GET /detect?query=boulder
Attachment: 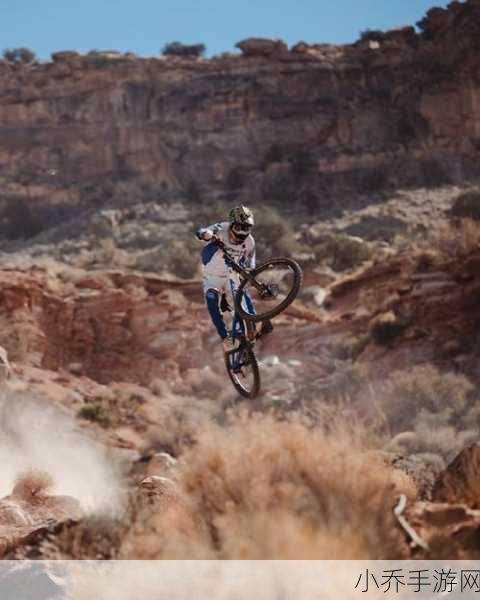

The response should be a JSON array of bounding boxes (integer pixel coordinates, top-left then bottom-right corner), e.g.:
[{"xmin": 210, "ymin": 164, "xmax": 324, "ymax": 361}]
[
  {"xmin": 235, "ymin": 38, "xmax": 288, "ymax": 57},
  {"xmin": 432, "ymin": 445, "xmax": 480, "ymax": 507},
  {"xmin": 51, "ymin": 51, "xmax": 81, "ymax": 62}
]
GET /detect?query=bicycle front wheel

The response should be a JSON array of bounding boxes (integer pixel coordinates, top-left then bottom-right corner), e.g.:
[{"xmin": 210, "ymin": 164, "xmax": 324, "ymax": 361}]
[
  {"xmin": 235, "ymin": 258, "xmax": 302, "ymax": 322},
  {"xmin": 225, "ymin": 342, "xmax": 260, "ymax": 398}
]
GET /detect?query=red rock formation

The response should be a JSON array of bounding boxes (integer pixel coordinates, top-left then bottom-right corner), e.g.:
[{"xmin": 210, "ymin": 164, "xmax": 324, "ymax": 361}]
[
  {"xmin": 1, "ymin": 1, "xmax": 480, "ymax": 214},
  {"xmin": 0, "ymin": 266, "xmax": 209, "ymax": 384}
]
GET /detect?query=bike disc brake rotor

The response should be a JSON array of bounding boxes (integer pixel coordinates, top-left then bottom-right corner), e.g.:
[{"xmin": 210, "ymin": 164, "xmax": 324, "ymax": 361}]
[{"xmin": 246, "ymin": 263, "xmax": 297, "ymax": 315}]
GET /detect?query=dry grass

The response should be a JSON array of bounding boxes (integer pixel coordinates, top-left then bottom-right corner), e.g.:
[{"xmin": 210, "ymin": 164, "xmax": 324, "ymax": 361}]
[
  {"xmin": 380, "ymin": 365, "xmax": 473, "ymax": 434},
  {"xmin": 119, "ymin": 416, "xmax": 406, "ymax": 559},
  {"xmin": 434, "ymin": 218, "xmax": 480, "ymax": 257},
  {"xmin": 42, "ymin": 415, "xmax": 410, "ymax": 560},
  {"xmin": 11, "ymin": 469, "xmax": 53, "ymax": 501}
]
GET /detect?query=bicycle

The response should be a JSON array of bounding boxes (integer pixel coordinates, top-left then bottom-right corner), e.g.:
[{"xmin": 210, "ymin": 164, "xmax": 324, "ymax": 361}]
[{"xmin": 212, "ymin": 237, "xmax": 303, "ymax": 398}]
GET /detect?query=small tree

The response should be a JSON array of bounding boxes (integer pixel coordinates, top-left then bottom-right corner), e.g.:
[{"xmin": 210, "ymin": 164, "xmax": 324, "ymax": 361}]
[
  {"xmin": 359, "ymin": 29, "xmax": 385, "ymax": 43},
  {"xmin": 162, "ymin": 42, "xmax": 206, "ymax": 58},
  {"xmin": 2, "ymin": 47, "xmax": 36, "ymax": 64}
]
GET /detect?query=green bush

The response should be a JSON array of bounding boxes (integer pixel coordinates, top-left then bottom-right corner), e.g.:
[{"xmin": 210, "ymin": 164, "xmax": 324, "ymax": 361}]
[
  {"xmin": 226, "ymin": 166, "xmax": 245, "ymax": 191},
  {"xmin": 449, "ymin": 189, "xmax": 480, "ymax": 220},
  {"xmin": 78, "ymin": 403, "xmax": 112, "ymax": 428},
  {"xmin": 314, "ymin": 233, "xmax": 372, "ymax": 271},
  {"xmin": 254, "ymin": 205, "xmax": 303, "ymax": 257},
  {"xmin": 264, "ymin": 143, "xmax": 285, "ymax": 164},
  {"xmin": 369, "ymin": 311, "xmax": 408, "ymax": 346},
  {"xmin": 0, "ymin": 197, "xmax": 82, "ymax": 240},
  {"xmin": 185, "ymin": 180, "xmax": 203, "ymax": 204},
  {"xmin": 167, "ymin": 240, "xmax": 199, "ymax": 279},
  {"xmin": 162, "ymin": 42, "xmax": 206, "ymax": 58},
  {"xmin": 359, "ymin": 29, "xmax": 386, "ymax": 43},
  {"xmin": 421, "ymin": 158, "xmax": 451, "ymax": 187},
  {"xmin": 382, "ymin": 365, "xmax": 473, "ymax": 433},
  {"xmin": 290, "ymin": 150, "xmax": 316, "ymax": 178},
  {"xmin": 2, "ymin": 47, "xmax": 36, "ymax": 64}
]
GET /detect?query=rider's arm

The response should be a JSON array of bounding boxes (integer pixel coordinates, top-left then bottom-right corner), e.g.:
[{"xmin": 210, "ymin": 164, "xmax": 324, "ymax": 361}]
[{"xmin": 195, "ymin": 223, "xmax": 221, "ymax": 242}]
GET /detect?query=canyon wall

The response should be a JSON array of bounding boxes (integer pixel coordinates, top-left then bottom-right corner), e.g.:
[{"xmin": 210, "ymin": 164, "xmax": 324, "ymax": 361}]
[{"xmin": 0, "ymin": 0, "xmax": 480, "ymax": 216}]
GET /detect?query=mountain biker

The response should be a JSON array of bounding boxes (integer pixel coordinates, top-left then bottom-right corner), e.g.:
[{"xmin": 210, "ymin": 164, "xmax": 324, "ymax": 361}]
[{"xmin": 195, "ymin": 205, "xmax": 258, "ymax": 353}]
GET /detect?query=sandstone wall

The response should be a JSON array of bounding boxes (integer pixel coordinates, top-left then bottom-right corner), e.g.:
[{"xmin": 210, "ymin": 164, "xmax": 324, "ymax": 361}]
[{"xmin": 0, "ymin": 0, "xmax": 480, "ymax": 213}]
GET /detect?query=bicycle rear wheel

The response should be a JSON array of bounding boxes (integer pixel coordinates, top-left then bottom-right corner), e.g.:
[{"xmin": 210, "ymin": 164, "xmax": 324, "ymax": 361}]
[
  {"xmin": 225, "ymin": 341, "xmax": 260, "ymax": 398},
  {"xmin": 235, "ymin": 257, "xmax": 302, "ymax": 322}
]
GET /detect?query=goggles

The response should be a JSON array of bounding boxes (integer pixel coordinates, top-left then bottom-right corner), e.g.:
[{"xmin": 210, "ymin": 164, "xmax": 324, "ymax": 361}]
[{"xmin": 232, "ymin": 222, "xmax": 252, "ymax": 233}]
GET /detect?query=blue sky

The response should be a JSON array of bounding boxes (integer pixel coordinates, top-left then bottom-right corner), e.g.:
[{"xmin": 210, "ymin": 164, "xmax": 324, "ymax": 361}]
[{"xmin": 0, "ymin": 0, "xmax": 450, "ymax": 60}]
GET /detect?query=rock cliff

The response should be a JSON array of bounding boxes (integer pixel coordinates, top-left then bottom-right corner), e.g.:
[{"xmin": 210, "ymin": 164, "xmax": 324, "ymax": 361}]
[{"xmin": 1, "ymin": 0, "xmax": 480, "ymax": 220}]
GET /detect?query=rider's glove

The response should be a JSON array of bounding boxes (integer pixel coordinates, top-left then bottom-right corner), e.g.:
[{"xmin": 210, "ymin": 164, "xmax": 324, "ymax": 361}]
[{"xmin": 201, "ymin": 229, "xmax": 214, "ymax": 241}]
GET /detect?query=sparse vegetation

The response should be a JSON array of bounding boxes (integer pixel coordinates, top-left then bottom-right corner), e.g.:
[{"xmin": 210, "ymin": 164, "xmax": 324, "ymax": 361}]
[
  {"xmin": 77, "ymin": 403, "xmax": 112, "ymax": 428},
  {"xmin": 359, "ymin": 29, "xmax": 386, "ymax": 43},
  {"xmin": 421, "ymin": 158, "xmax": 451, "ymax": 187},
  {"xmin": 253, "ymin": 205, "xmax": 304, "ymax": 257},
  {"xmin": 2, "ymin": 47, "xmax": 36, "ymax": 64},
  {"xmin": 225, "ymin": 166, "xmax": 246, "ymax": 191},
  {"xmin": 434, "ymin": 218, "xmax": 480, "ymax": 257},
  {"xmin": 264, "ymin": 143, "xmax": 285, "ymax": 165},
  {"xmin": 314, "ymin": 233, "xmax": 372, "ymax": 271},
  {"xmin": 166, "ymin": 239, "xmax": 200, "ymax": 279},
  {"xmin": 78, "ymin": 418, "xmax": 403, "ymax": 559},
  {"xmin": 357, "ymin": 169, "xmax": 388, "ymax": 194},
  {"xmin": 449, "ymin": 189, "xmax": 480, "ymax": 221},
  {"xmin": 369, "ymin": 311, "xmax": 408, "ymax": 346},
  {"xmin": 162, "ymin": 42, "xmax": 206, "ymax": 58},
  {"xmin": 290, "ymin": 150, "xmax": 316, "ymax": 178},
  {"xmin": 380, "ymin": 365, "xmax": 474, "ymax": 435},
  {"xmin": 0, "ymin": 198, "xmax": 83, "ymax": 241}
]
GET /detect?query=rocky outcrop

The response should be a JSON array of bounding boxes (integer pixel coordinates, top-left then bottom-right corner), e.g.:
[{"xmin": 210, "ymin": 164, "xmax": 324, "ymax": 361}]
[
  {"xmin": 0, "ymin": 471, "xmax": 82, "ymax": 557},
  {"xmin": 0, "ymin": 265, "xmax": 210, "ymax": 384},
  {"xmin": 235, "ymin": 38, "xmax": 288, "ymax": 57},
  {"xmin": 1, "ymin": 0, "xmax": 480, "ymax": 220}
]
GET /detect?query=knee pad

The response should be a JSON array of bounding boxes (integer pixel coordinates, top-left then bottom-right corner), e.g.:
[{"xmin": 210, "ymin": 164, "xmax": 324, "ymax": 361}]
[{"xmin": 205, "ymin": 288, "xmax": 220, "ymax": 303}]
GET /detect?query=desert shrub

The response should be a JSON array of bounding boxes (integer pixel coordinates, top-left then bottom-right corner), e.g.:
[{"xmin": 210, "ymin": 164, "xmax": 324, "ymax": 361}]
[
  {"xmin": 254, "ymin": 205, "xmax": 303, "ymax": 257},
  {"xmin": 388, "ymin": 425, "xmax": 475, "ymax": 463},
  {"xmin": 421, "ymin": 158, "xmax": 452, "ymax": 187},
  {"xmin": 162, "ymin": 42, "xmax": 206, "ymax": 58},
  {"xmin": 42, "ymin": 514, "xmax": 128, "ymax": 559},
  {"xmin": 1, "ymin": 198, "xmax": 42, "ymax": 240},
  {"xmin": 264, "ymin": 143, "xmax": 285, "ymax": 164},
  {"xmin": 369, "ymin": 312, "xmax": 408, "ymax": 346},
  {"xmin": 314, "ymin": 233, "xmax": 372, "ymax": 271},
  {"xmin": 135, "ymin": 238, "xmax": 199, "ymax": 278},
  {"xmin": 264, "ymin": 173, "xmax": 294, "ymax": 204},
  {"xmin": 359, "ymin": 29, "xmax": 386, "ymax": 43},
  {"xmin": 185, "ymin": 180, "xmax": 203, "ymax": 204},
  {"xmin": 344, "ymin": 215, "xmax": 407, "ymax": 242},
  {"xmin": 2, "ymin": 47, "xmax": 36, "ymax": 64},
  {"xmin": 290, "ymin": 150, "xmax": 316, "ymax": 178},
  {"xmin": 166, "ymin": 240, "xmax": 200, "ymax": 279},
  {"xmin": 413, "ymin": 249, "xmax": 438, "ymax": 272},
  {"xmin": 0, "ymin": 198, "xmax": 83, "ymax": 241},
  {"xmin": 380, "ymin": 365, "xmax": 474, "ymax": 434},
  {"xmin": 434, "ymin": 218, "xmax": 480, "ymax": 257},
  {"xmin": 225, "ymin": 166, "xmax": 245, "ymax": 191},
  {"xmin": 191, "ymin": 200, "xmax": 230, "ymax": 228},
  {"xmin": 77, "ymin": 403, "xmax": 112, "ymax": 428},
  {"xmin": 357, "ymin": 169, "xmax": 388, "ymax": 194},
  {"xmin": 449, "ymin": 189, "xmax": 480, "ymax": 220},
  {"xmin": 120, "ymin": 417, "xmax": 405, "ymax": 559}
]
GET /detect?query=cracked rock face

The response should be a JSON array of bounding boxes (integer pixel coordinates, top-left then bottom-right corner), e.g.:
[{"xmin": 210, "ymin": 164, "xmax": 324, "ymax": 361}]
[{"xmin": 1, "ymin": 0, "xmax": 480, "ymax": 213}]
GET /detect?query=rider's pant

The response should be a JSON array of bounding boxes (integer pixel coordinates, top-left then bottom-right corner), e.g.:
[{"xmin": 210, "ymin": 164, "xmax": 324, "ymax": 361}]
[{"xmin": 203, "ymin": 273, "xmax": 255, "ymax": 340}]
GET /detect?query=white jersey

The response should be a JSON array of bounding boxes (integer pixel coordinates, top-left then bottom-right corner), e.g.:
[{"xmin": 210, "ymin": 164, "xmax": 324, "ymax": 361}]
[{"xmin": 196, "ymin": 221, "xmax": 256, "ymax": 278}]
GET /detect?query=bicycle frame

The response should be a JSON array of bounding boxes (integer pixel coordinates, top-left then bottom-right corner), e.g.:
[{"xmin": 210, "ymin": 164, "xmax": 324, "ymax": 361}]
[{"xmin": 214, "ymin": 239, "xmax": 265, "ymax": 294}]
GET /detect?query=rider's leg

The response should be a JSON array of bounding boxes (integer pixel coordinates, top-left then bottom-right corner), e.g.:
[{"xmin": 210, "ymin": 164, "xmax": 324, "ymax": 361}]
[{"xmin": 205, "ymin": 288, "xmax": 228, "ymax": 340}]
